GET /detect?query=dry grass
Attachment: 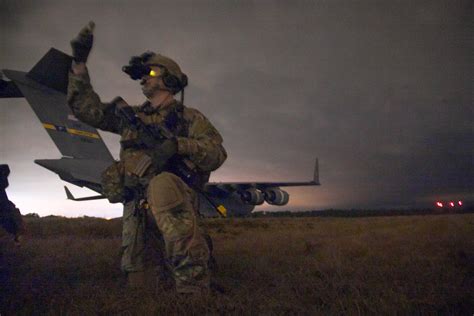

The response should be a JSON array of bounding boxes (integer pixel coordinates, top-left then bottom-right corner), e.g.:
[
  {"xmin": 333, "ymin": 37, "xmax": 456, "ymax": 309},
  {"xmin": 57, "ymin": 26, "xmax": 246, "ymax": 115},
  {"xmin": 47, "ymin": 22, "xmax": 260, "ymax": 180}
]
[{"xmin": 1, "ymin": 214, "xmax": 473, "ymax": 315}]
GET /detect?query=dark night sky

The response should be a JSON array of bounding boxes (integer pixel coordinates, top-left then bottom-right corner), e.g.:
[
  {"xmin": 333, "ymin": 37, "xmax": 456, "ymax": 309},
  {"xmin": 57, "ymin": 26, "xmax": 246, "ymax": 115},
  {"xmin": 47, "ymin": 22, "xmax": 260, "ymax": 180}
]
[{"xmin": 0, "ymin": 0, "xmax": 472, "ymax": 217}]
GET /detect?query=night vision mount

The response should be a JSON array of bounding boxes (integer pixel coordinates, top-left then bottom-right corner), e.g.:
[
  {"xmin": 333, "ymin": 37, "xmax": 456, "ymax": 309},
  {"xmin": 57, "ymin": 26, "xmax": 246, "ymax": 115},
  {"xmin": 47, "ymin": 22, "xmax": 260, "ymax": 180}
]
[
  {"xmin": 122, "ymin": 51, "xmax": 188, "ymax": 96},
  {"xmin": 122, "ymin": 51, "xmax": 155, "ymax": 80}
]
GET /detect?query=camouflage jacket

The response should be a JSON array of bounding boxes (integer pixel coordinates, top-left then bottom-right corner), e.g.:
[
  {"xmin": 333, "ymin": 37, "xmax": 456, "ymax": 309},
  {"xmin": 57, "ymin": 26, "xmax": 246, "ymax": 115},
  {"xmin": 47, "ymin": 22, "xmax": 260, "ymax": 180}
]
[{"xmin": 67, "ymin": 69, "xmax": 227, "ymax": 181}]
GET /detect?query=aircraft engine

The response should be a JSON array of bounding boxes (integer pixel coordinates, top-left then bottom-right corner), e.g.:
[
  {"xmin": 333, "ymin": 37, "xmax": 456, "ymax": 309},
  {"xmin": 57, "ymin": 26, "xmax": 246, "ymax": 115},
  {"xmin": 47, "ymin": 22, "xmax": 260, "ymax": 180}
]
[
  {"xmin": 240, "ymin": 189, "xmax": 265, "ymax": 205},
  {"xmin": 264, "ymin": 188, "xmax": 289, "ymax": 205}
]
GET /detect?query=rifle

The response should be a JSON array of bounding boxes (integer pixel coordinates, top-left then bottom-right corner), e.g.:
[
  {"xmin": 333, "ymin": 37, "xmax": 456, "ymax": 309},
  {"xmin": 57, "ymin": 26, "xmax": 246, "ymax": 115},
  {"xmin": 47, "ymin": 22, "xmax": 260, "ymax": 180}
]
[{"xmin": 111, "ymin": 97, "xmax": 204, "ymax": 188}]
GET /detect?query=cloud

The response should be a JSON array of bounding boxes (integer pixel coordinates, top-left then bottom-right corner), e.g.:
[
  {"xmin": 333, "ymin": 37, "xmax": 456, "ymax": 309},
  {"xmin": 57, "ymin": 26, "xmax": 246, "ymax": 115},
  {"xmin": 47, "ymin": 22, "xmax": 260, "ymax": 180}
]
[{"xmin": 1, "ymin": 0, "xmax": 472, "ymax": 215}]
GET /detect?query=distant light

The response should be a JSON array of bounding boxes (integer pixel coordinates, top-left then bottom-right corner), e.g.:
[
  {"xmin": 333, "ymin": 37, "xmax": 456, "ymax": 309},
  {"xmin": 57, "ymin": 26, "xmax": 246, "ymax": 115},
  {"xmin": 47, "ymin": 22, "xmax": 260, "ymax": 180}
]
[
  {"xmin": 458, "ymin": 201, "xmax": 463, "ymax": 206},
  {"xmin": 449, "ymin": 202, "xmax": 455, "ymax": 207},
  {"xmin": 436, "ymin": 202, "xmax": 443, "ymax": 207}
]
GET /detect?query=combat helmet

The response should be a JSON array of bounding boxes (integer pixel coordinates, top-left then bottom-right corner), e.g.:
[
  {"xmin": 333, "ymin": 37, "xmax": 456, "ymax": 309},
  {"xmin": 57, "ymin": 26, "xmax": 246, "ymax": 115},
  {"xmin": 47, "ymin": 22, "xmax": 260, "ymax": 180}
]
[{"xmin": 122, "ymin": 51, "xmax": 188, "ymax": 95}]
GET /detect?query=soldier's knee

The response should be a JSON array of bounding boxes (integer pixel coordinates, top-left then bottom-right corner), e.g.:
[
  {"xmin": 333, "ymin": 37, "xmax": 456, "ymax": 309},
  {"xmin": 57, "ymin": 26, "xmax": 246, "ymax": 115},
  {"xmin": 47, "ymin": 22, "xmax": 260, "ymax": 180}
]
[
  {"xmin": 147, "ymin": 172, "xmax": 186, "ymax": 213},
  {"xmin": 147, "ymin": 172, "xmax": 194, "ymax": 239}
]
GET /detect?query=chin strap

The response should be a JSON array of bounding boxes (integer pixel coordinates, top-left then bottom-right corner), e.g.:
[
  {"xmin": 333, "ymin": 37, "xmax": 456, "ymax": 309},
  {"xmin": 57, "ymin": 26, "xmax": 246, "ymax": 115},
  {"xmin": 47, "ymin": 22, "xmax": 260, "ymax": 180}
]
[{"xmin": 180, "ymin": 88, "xmax": 185, "ymax": 104}]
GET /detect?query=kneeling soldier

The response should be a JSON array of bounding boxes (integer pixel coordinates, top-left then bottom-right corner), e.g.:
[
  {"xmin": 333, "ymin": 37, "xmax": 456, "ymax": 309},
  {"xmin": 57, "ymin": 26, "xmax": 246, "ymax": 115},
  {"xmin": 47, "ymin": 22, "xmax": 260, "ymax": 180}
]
[{"xmin": 67, "ymin": 22, "xmax": 227, "ymax": 294}]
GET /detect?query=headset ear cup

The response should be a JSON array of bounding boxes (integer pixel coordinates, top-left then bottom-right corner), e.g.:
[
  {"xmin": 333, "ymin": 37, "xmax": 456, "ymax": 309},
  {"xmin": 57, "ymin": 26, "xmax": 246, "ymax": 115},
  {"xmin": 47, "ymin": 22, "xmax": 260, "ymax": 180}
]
[{"xmin": 163, "ymin": 74, "xmax": 179, "ymax": 92}]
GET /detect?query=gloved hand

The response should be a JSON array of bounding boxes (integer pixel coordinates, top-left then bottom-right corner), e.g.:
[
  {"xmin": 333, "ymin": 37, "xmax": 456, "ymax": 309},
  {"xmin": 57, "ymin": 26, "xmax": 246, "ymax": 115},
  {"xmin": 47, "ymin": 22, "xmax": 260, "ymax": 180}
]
[
  {"xmin": 70, "ymin": 21, "xmax": 95, "ymax": 63},
  {"xmin": 151, "ymin": 138, "xmax": 178, "ymax": 171},
  {"xmin": 123, "ymin": 175, "xmax": 142, "ymax": 202}
]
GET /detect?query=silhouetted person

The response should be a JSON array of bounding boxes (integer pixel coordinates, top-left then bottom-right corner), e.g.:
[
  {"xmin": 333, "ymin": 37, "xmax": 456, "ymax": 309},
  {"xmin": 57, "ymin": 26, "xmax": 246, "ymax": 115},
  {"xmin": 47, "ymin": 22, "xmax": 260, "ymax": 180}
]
[{"xmin": 0, "ymin": 165, "xmax": 25, "ymax": 242}]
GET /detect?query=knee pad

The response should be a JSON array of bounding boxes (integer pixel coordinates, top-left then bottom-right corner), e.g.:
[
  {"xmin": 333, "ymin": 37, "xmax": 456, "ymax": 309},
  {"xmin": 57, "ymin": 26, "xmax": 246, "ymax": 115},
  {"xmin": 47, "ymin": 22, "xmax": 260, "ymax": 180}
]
[
  {"xmin": 147, "ymin": 173, "xmax": 198, "ymax": 243},
  {"xmin": 147, "ymin": 172, "xmax": 185, "ymax": 213}
]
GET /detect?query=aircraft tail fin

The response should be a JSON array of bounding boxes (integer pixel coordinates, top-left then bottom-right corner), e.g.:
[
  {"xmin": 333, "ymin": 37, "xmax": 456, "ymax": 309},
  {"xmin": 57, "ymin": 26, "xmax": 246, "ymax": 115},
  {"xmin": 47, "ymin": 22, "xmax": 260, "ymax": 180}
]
[
  {"xmin": 313, "ymin": 158, "xmax": 320, "ymax": 184},
  {"xmin": 27, "ymin": 48, "xmax": 72, "ymax": 93},
  {"xmin": 64, "ymin": 186, "xmax": 75, "ymax": 200},
  {"xmin": 2, "ymin": 48, "xmax": 114, "ymax": 161}
]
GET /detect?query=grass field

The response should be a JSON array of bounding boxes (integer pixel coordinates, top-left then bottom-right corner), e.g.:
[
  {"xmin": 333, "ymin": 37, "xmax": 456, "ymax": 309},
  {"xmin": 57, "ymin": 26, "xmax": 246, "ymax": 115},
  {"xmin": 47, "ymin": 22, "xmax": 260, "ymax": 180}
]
[{"xmin": 1, "ymin": 214, "xmax": 473, "ymax": 315}]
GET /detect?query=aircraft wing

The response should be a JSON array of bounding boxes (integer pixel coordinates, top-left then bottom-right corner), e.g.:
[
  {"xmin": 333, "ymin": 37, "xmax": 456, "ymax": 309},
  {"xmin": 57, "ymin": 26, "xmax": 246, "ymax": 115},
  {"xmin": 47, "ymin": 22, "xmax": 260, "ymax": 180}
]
[
  {"xmin": 194, "ymin": 159, "xmax": 320, "ymax": 217},
  {"xmin": 204, "ymin": 159, "xmax": 320, "ymax": 193}
]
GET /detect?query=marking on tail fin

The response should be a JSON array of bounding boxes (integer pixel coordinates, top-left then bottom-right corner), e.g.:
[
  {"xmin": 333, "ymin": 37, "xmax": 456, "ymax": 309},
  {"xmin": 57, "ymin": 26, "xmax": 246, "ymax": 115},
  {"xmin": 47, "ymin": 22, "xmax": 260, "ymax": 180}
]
[
  {"xmin": 42, "ymin": 123, "xmax": 101, "ymax": 139},
  {"xmin": 67, "ymin": 114, "xmax": 79, "ymax": 122},
  {"xmin": 42, "ymin": 123, "xmax": 56, "ymax": 130},
  {"xmin": 66, "ymin": 128, "xmax": 100, "ymax": 139}
]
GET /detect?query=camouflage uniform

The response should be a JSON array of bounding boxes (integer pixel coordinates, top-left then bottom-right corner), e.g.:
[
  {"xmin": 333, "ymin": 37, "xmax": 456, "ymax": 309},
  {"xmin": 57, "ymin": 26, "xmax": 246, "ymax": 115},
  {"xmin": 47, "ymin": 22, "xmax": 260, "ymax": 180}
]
[{"xmin": 67, "ymin": 70, "xmax": 226, "ymax": 293}]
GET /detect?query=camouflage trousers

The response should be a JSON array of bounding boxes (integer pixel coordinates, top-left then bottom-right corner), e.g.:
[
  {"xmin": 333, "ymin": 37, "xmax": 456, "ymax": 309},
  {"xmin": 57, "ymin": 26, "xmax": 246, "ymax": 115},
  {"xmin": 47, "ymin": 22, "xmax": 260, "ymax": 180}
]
[{"xmin": 121, "ymin": 172, "xmax": 210, "ymax": 293}]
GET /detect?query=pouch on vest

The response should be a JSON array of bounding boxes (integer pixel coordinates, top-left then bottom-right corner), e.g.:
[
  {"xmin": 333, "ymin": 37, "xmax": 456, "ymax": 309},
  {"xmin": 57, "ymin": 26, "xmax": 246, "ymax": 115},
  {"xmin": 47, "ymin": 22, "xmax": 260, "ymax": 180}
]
[{"xmin": 101, "ymin": 161, "xmax": 126, "ymax": 203}]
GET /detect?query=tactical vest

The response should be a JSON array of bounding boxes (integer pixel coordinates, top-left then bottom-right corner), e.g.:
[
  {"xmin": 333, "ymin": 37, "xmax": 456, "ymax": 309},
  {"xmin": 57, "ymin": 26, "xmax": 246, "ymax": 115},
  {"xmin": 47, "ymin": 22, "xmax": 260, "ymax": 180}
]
[
  {"xmin": 118, "ymin": 101, "xmax": 209, "ymax": 188},
  {"xmin": 119, "ymin": 100, "xmax": 187, "ymax": 151}
]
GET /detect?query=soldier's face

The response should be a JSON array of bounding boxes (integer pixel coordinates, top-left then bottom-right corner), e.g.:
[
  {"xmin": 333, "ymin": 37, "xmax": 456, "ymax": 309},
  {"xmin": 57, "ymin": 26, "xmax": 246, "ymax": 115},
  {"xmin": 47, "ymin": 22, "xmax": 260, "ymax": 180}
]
[{"xmin": 141, "ymin": 66, "xmax": 164, "ymax": 98}]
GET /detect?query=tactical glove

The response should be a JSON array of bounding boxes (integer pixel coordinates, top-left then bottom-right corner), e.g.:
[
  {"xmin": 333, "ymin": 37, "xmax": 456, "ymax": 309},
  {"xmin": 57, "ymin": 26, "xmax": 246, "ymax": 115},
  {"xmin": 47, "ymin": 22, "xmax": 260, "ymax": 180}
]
[
  {"xmin": 150, "ymin": 138, "xmax": 178, "ymax": 171},
  {"xmin": 70, "ymin": 21, "xmax": 95, "ymax": 63},
  {"xmin": 122, "ymin": 175, "xmax": 142, "ymax": 202}
]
